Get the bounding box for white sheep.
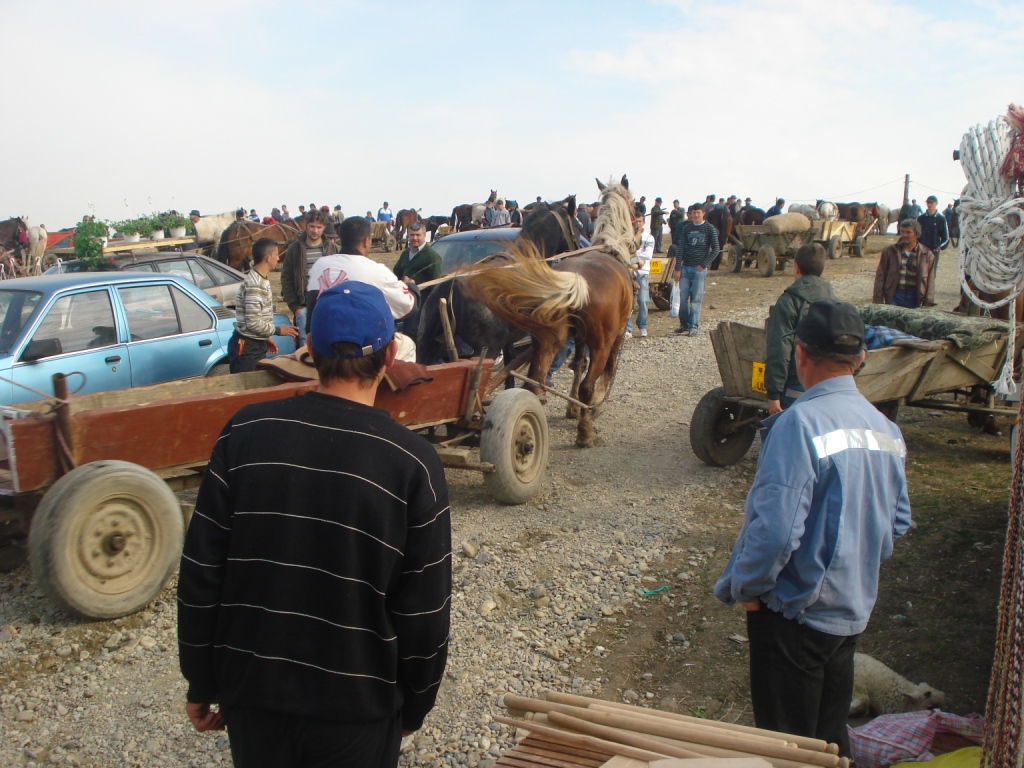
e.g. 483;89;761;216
849;652;946;716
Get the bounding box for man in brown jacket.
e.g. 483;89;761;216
872;219;936;308
281;208;340;348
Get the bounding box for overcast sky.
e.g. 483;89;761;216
4;0;1021;230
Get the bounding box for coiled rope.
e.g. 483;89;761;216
957;118;1024;394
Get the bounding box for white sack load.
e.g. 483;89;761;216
765;212;812;234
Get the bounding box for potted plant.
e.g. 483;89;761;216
149;213;165;240
161;211;190;238
117;219;142;243
74;217;113;268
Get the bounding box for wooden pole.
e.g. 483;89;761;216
544;692;835;755
903;173;911;206
439;297;458;361
547;711;707;760
492;715;668;762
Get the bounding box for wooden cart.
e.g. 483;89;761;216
817;218;870;260
724;225;818;277
0;359;548;618
370;220;398;252
690;320;1020;466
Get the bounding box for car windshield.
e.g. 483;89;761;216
433;237;512;275
0;290;44;354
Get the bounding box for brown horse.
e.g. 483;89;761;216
450;190;497;231
394;208;422;245
704;205;733;270
0;217;27;254
217;218;304;270
464;175;637;447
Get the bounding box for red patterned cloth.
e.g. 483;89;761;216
850;711;984;768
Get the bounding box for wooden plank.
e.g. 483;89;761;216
602;758;649;768
50;236;196;256
510;746;605;768
8;415;58;493
855;347;939;402
522;734;614;761
517;742;606;766
945;347;998;383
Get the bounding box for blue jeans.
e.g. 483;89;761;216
551;336;575;373
294;307;307;348
678;266;707;330
626;273;649;332
890;288;916;308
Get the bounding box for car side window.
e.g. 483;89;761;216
201;261;241;287
186;261;215;290
170;285;213;333
22;290;117;361
122;264;157;273
155;260;195;285
118;285;180;341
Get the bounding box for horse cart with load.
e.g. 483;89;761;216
690;308;1022;466
725;218;872;277
370;221;398;252
1;357;549;619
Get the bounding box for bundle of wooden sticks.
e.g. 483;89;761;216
496;692;849;768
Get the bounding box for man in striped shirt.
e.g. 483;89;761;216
179;281;451;767
228;237;298;373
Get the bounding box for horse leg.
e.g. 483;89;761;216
575;343;612;448
565;344;586;419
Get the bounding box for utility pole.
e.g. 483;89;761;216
903;174;911;205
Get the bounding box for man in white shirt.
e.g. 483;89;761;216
625;226;655;338
306;217;418;361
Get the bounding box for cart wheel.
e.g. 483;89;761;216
874;400;900;421
40;252;60;272
481;389;549;504
756;245;776;277
28;460;184;619
386;233;397;251
690;387;758;466
651;283;671;311
828;235;842;259
728;245;743;273
853;235;865;258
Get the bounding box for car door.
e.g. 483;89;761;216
117;282;222;387
10;288;130;404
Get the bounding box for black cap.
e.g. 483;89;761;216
926;195;938;203
189;209;200;217
792;300;865;355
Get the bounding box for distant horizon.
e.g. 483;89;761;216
3;0;1017;233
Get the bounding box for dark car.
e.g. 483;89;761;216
431;228;521;275
45;252;244;307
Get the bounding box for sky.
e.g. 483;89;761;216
3;0;1022;231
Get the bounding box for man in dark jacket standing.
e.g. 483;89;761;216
649;197;666;253
765;243;836;414
917;195;949;273
672;204;719;336
281;208;340;348
178;282;451;768
873;219;936;309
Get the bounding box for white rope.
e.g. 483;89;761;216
958;117;1024;395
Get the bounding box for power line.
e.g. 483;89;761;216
789;177;906;203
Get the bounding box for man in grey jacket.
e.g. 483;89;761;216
280;209;340;348
764;243;836;414
715;300;911;757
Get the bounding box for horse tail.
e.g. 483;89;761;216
216;226;231;264
463;239;589;348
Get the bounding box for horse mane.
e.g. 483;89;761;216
591;178;637;265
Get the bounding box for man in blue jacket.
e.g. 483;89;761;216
715;300;911;757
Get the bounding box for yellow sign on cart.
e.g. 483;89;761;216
649;260;663;274
751;362;767;394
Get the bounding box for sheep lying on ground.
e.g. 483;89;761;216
850;652;946;716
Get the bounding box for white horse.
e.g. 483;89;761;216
193;211;238;249
816;200;839;221
26;225;47;275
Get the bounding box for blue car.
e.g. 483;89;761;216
0;273;294;405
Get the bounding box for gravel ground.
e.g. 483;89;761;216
0;243;964;767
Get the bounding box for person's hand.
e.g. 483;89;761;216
278;325;298;339
740;600;761;612
697;265;705;272
672;270;681;281
767;399;782;415
267;338;279;355
402;730;414;737
186;701;225;731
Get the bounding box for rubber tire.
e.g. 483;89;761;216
481;388;549;504
28;460;183;619
853;235;865;258
689;386;758;466
207;362;231;377
40;252;60;272
728;245;743;273
828;235;842;259
756;245;776;277
386;233;397;251
651;283;671;311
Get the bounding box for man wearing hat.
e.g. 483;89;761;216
186;210;202;251
715;299;911;757
178;280;451;768
917;195;949;273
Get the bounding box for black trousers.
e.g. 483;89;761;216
223;707;401;768
746;605;858;757
228;332;268;374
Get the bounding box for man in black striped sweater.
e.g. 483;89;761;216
178;281;451;768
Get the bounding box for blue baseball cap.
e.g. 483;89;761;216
309;281;394;358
